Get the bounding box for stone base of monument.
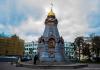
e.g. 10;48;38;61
38;61;66;65
35;64;88;69
20;62;88;69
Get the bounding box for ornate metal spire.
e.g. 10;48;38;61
48;0;55;16
50;0;53;10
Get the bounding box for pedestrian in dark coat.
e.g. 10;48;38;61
34;55;38;65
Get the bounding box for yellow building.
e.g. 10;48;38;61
0;34;24;56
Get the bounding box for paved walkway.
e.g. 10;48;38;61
0;62;100;70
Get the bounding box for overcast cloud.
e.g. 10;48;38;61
0;0;100;42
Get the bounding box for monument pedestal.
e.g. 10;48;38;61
20;63;88;69
38;9;65;64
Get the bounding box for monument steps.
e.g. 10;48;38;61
18;62;88;69
37;61;66;65
16;62;88;69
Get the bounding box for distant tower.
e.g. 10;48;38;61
38;1;64;62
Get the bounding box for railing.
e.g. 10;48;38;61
0;56;19;62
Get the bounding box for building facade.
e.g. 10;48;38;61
0;34;24;56
64;42;75;60
24;41;38;56
24;41;76;61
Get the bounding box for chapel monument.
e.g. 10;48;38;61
38;1;65;63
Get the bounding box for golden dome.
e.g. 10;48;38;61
48;9;55;16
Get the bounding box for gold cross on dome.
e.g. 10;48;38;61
50;0;54;9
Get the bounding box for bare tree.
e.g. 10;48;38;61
74;37;84;62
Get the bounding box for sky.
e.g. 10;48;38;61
0;0;100;42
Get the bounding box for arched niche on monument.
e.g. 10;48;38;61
48;38;55;48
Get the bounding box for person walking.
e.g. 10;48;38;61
34;55;38;65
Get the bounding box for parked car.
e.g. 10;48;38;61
21;56;32;62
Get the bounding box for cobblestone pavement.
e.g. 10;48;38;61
0;62;100;70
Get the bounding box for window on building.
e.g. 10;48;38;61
34;44;37;46
27;48;28;50
27;45;28;47
33;48;36;50
25;48;27;50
